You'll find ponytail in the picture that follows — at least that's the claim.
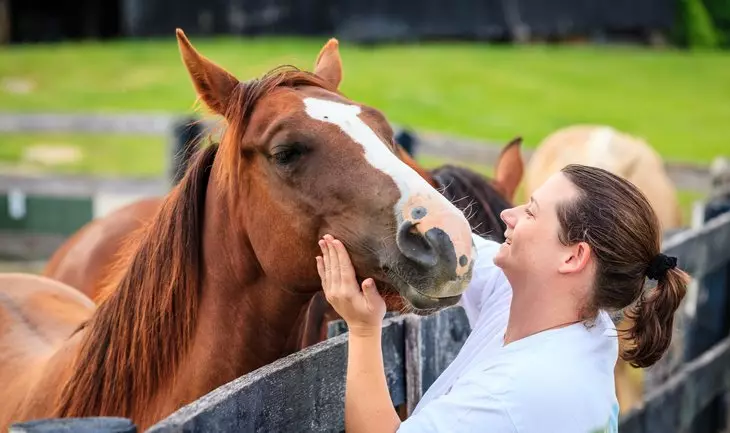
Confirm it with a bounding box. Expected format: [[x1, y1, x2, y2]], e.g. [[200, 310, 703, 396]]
[[621, 267, 689, 368]]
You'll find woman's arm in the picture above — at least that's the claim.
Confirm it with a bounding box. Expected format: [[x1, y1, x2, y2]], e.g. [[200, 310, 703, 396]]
[[316, 235, 399, 433], [346, 331, 401, 433]]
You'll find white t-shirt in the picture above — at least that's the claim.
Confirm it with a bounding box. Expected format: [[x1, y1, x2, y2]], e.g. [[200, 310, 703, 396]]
[[397, 235, 620, 433]]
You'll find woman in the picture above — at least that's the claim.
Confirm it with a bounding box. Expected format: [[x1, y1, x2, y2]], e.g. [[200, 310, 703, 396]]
[[316, 164, 688, 433]]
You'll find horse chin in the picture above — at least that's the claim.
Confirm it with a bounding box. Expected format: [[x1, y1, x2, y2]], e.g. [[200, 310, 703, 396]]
[[370, 272, 462, 316]]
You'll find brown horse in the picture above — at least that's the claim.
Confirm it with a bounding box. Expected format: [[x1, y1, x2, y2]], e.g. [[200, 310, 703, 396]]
[[0, 29, 477, 431], [41, 139, 525, 351], [295, 138, 525, 347], [40, 145, 443, 304], [41, 138, 523, 303]]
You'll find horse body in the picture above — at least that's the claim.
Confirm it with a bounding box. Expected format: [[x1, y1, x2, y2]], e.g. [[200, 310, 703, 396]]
[[1, 30, 477, 431], [524, 124, 682, 230], [0, 274, 91, 428]]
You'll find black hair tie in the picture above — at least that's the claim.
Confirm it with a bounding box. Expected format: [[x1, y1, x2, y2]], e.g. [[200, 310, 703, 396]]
[[646, 253, 678, 281]]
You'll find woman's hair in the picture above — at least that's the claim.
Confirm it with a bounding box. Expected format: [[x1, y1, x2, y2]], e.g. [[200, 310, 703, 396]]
[[557, 164, 689, 369]]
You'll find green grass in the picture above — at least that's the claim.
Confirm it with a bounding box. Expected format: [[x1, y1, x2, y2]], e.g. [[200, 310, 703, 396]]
[[0, 133, 164, 176], [0, 37, 725, 224], [1, 36, 729, 169]]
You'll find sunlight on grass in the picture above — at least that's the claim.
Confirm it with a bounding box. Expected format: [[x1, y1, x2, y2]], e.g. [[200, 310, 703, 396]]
[[1, 37, 728, 168], [0, 133, 165, 177]]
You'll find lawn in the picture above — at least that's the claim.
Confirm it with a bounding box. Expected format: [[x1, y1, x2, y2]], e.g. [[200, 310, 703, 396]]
[[1, 36, 729, 172], [1, 37, 727, 225]]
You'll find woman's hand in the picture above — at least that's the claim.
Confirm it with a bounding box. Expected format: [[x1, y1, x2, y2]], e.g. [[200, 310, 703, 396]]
[[316, 234, 386, 337]]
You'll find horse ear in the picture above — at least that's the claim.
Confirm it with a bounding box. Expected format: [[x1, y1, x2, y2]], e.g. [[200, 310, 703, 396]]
[[176, 28, 239, 116], [313, 38, 343, 88], [494, 136, 524, 201]]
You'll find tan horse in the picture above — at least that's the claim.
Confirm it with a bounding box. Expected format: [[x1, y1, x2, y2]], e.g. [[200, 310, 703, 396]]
[[523, 124, 682, 231], [0, 30, 476, 431], [523, 124, 683, 415]]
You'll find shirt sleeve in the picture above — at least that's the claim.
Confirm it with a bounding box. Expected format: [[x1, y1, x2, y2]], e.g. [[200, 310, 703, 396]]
[[458, 234, 511, 327], [396, 380, 517, 433]]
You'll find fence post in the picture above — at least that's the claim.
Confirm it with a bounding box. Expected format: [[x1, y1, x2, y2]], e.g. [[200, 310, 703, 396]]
[[684, 192, 730, 433], [404, 307, 471, 415], [167, 116, 204, 187], [9, 417, 137, 433]]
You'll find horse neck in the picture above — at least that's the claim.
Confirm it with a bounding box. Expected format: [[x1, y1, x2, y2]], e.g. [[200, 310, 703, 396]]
[[152, 162, 317, 420]]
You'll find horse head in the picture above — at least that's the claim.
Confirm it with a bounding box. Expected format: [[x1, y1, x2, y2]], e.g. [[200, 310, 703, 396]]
[[177, 30, 475, 312]]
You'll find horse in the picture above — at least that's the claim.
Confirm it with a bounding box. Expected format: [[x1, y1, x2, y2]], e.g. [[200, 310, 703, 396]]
[[294, 137, 525, 348], [523, 124, 683, 230], [41, 137, 524, 352], [0, 29, 477, 431], [522, 124, 683, 415]]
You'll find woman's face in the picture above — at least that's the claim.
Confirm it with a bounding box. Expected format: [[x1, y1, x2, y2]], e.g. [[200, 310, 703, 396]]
[[494, 172, 580, 281]]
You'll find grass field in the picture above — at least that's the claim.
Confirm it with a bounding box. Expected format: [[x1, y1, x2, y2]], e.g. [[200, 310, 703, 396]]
[[1, 36, 729, 168], [1, 37, 727, 224]]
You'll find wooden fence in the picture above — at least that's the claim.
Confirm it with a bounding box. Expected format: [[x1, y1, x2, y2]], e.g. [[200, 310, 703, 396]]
[[2, 112, 729, 432], [9, 210, 730, 433]]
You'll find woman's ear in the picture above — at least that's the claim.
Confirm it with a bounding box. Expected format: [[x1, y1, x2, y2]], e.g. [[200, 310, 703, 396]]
[[558, 241, 592, 275]]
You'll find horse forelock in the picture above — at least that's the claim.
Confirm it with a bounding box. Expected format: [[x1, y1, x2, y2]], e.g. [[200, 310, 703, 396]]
[[54, 144, 218, 420], [431, 165, 510, 242]]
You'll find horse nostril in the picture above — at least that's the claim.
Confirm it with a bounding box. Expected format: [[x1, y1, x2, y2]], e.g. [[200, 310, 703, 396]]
[[396, 221, 438, 269], [411, 206, 427, 220]]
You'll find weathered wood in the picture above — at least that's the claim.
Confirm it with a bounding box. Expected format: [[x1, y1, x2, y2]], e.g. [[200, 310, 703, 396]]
[[0, 174, 166, 197], [147, 316, 407, 433], [404, 306, 471, 415], [662, 211, 730, 278], [0, 231, 67, 261], [681, 200, 730, 433], [620, 334, 730, 433], [326, 312, 399, 339], [644, 212, 730, 392], [0, 0, 9, 45], [9, 417, 137, 433], [0, 113, 175, 135]]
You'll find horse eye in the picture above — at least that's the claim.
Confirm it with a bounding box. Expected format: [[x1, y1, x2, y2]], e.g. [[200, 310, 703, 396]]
[[272, 146, 304, 166]]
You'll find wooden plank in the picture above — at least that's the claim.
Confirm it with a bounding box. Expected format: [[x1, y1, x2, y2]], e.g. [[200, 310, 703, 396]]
[[0, 0, 9, 45], [0, 174, 166, 197], [0, 231, 67, 261], [404, 306, 471, 415], [326, 312, 399, 339], [619, 334, 730, 433], [0, 113, 175, 135], [0, 194, 93, 235], [662, 211, 730, 278], [9, 417, 137, 433], [147, 316, 407, 433]]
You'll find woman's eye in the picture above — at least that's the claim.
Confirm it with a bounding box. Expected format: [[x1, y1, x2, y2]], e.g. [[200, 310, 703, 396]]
[[524, 208, 534, 217]]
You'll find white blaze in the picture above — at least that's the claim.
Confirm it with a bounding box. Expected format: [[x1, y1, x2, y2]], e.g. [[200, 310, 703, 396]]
[[302, 97, 454, 216]]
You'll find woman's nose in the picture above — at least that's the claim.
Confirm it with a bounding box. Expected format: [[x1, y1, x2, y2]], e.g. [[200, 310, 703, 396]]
[[500, 207, 516, 228]]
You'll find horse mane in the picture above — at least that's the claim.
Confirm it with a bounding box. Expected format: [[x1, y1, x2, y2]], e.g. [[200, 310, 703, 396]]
[[431, 165, 511, 242], [54, 143, 217, 418], [53, 65, 338, 419]]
